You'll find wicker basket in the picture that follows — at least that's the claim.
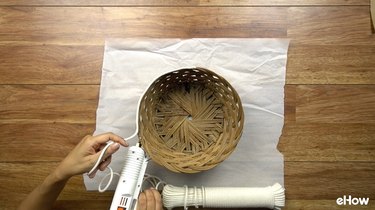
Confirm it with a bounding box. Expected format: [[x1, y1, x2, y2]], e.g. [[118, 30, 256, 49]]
[[138, 67, 244, 173]]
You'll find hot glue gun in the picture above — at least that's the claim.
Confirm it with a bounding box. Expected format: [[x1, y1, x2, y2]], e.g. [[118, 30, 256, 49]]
[[110, 144, 149, 210]]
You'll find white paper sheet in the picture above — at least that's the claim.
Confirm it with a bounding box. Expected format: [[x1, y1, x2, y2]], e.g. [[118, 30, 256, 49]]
[[84, 38, 290, 190]]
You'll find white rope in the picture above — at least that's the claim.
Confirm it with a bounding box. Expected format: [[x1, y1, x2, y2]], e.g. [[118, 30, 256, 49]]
[[193, 186, 199, 208], [183, 185, 188, 210], [162, 183, 285, 210], [98, 167, 120, 192], [201, 186, 206, 208], [143, 174, 167, 191], [87, 142, 114, 176]]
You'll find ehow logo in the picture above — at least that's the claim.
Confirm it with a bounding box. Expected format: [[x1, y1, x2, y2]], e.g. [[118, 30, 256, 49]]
[[336, 195, 369, 206]]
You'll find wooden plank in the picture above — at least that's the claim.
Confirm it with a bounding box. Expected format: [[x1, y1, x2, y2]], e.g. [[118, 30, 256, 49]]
[[2, 85, 374, 161], [0, 83, 295, 125], [3, 44, 375, 85], [3, 199, 375, 210], [0, 45, 103, 85], [3, 200, 375, 210], [1, 162, 373, 206], [0, 162, 113, 203], [0, 1, 373, 210], [0, 85, 99, 123], [287, 6, 374, 45], [287, 44, 375, 85], [2, 6, 372, 46], [3, 43, 375, 85], [285, 200, 375, 210], [0, 123, 95, 161], [296, 85, 375, 123], [279, 123, 375, 161], [54, 200, 111, 210], [2, 201, 111, 210], [2, 121, 373, 163], [285, 162, 375, 199], [0, 0, 369, 6], [284, 85, 296, 122], [0, 7, 287, 45], [3, 84, 373, 124]]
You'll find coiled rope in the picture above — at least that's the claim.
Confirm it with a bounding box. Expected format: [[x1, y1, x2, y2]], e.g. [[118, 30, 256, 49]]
[[162, 183, 285, 210]]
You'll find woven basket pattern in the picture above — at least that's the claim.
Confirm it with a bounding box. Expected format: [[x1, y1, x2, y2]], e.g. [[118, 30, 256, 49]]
[[138, 67, 244, 173]]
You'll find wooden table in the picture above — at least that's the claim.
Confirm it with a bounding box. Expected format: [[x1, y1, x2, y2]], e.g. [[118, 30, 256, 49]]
[[0, 1, 374, 209]]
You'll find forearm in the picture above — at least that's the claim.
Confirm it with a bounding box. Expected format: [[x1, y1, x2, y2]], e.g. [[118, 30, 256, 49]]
[[17, 169, 68, 210]]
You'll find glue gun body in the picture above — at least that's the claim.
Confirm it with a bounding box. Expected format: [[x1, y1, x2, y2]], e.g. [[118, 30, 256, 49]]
[[110, 145, 148, 210]]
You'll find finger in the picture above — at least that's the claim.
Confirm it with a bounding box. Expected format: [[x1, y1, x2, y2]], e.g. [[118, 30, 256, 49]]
[[90, 142, 119, 171], [137, 192, 147, 210], [145, 189, 156, 210], [151, 189, 162, 210], [99, 155, 112, 171], [88, 168, 98, 178], [95, 132, 128, 146], [95, 143, 106, 152], [102, 142, 120, 160]]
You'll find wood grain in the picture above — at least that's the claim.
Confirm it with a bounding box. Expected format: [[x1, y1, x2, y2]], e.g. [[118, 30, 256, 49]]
[[287, 44, 375, 84], [0, 85, 99, 123], [3, 85, 373, 123], [0, 162, 113, 201], [0, 0, 369, 6], [279, 123, 375, 161], [0, 45, 103, 84], [2, 44, 375, 85], [287, 6, 374, 45], [1, 6, 372, 45], [1, 2, 374, 210], [3, 200, 375, 210], [0, 7, 373, 86], [1, 85, 374, 160], [1, 162, 374, 208], [296, 85, 375, 123], [1, 121, 373, 163], [284, 200, 375, 210], [0, 123, 94, 161], [284, 85, 296, 122], [285, 162, 375, 199], [0, 7, 287, 45]]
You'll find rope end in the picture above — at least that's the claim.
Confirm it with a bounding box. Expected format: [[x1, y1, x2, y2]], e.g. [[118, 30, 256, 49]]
[[271, 183, 285, 210]]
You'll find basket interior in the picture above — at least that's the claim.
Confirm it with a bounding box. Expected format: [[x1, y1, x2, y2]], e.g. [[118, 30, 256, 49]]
[[139, 68, 244, 173], [154, 83, 224, 153]]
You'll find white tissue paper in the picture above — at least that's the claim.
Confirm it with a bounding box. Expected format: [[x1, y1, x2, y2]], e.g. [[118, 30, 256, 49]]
[[84, 38, 290, 190]]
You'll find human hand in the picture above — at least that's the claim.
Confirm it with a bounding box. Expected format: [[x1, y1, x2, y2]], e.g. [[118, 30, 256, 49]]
[[137, 189, 163, 210], [54, 132, 128, 181]]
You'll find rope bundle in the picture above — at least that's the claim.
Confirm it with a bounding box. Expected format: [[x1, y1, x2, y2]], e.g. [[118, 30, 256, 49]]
[[162, 183, 285, 210], [138, 67, 244, 173]]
